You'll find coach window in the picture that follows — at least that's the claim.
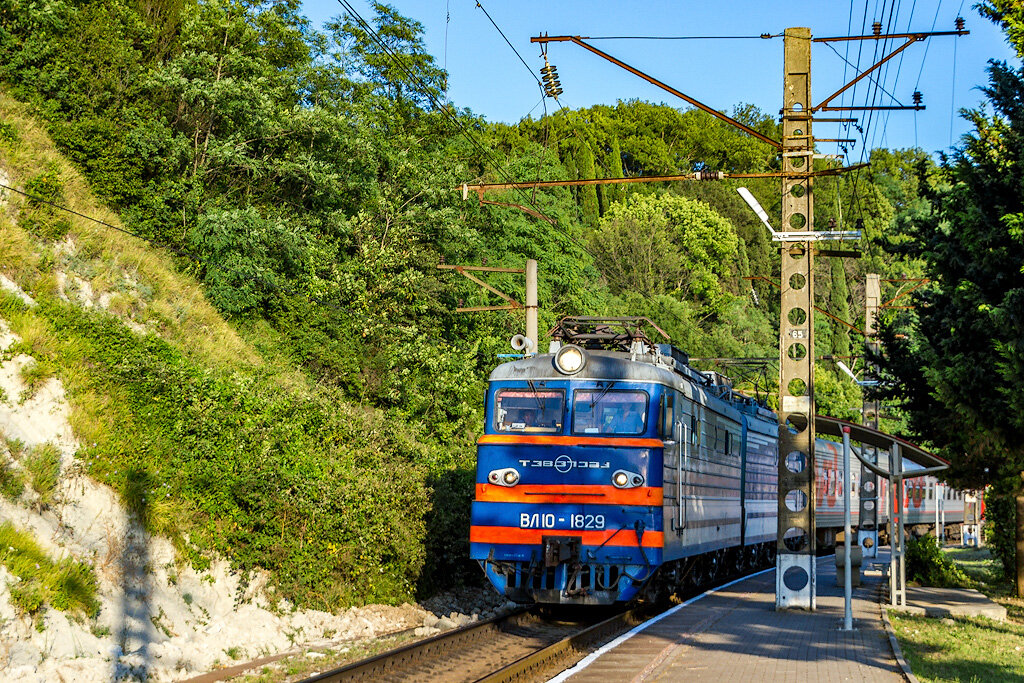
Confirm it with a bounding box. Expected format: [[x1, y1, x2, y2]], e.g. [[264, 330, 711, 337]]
[[573, 390, 649, 435], [494, 389, 564, 433]]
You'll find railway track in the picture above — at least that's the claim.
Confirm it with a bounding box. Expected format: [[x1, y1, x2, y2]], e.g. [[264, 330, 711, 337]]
[[298, 607, 643, 683], [291, 547, 818, 683]]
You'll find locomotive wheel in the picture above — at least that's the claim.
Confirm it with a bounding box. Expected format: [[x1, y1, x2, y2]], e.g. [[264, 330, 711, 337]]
[[707, 551, 722, 580], [743, 544, 760, 571], [690, 559, 709, 587], [727, 548, 744, 576]]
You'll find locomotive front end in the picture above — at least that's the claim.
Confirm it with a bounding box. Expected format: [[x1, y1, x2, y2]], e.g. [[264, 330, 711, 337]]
[[470, 347, 665, 605]]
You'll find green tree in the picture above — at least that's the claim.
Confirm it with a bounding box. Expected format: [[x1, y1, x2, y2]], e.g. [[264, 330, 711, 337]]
[[874, 55, 1024, 592], [979, 0, 1024, 56], [589, 193, 738, 315]]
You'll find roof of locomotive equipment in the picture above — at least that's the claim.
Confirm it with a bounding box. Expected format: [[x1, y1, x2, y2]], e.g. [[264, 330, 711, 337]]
[[489, 349, 679, 385], [488, 349, 776, 427]]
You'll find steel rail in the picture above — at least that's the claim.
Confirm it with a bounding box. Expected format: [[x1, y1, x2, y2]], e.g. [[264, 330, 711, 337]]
[[294, 606, 642, 683], [301, 610, 525, 682], [476, 609, 643, 683]]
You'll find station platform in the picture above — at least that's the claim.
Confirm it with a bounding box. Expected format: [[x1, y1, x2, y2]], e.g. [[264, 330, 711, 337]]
[[550, 553, 904, 682]]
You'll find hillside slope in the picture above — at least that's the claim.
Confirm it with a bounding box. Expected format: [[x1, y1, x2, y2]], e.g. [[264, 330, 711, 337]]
[[0, 94, 467, 679]]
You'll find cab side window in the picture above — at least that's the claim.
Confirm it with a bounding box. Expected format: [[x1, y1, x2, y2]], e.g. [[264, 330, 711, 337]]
[[660, 391, 675, 439]]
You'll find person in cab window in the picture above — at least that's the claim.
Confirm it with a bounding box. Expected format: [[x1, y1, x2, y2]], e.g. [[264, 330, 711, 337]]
[[622, 406, 644, 434]]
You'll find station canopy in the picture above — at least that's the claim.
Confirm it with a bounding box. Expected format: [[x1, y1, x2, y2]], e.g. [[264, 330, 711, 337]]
[[814, 414, 949, 474]]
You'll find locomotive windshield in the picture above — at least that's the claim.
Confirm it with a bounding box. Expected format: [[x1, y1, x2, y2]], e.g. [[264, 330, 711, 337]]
[[572, 390, 648, 435], [494, 389, 564, 433]]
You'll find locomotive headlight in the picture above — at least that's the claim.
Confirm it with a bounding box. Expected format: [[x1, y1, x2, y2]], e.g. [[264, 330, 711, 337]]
[[554, 344, 586, 374], [488, 468, 520, 487], [612, 469, 644, 489]]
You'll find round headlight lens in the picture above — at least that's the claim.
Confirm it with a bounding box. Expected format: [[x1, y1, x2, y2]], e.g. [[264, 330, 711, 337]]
[[555, 345, 586, 374], [503, 470, 519, 485], [613, 472, 629, 488]]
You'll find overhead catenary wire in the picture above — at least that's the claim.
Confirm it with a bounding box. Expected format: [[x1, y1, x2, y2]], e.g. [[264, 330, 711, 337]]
[[823, 41, 907, 107], [474, 1, 544, 93], [471, 0, 561, 194], [878, 0, 916, 150], [868, 0, 900, 152]]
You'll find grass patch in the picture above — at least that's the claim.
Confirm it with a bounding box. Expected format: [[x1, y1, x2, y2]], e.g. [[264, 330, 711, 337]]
[[0, 455, 25, 500], [892, 546, 1024, 682], [0, 521, 99, 619], [889, 611, 1024, 682], [0, 91, 258, 372], [18, 357, 52, 401], [23, 441, 61, 508], [946, 547, 1024, 624]]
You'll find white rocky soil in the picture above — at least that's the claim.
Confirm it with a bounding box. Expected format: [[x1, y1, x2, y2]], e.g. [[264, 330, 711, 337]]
[[0, 276, 511, 682]]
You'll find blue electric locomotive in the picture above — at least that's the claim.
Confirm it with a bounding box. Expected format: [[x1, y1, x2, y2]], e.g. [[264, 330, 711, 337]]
[[470, 318, 779, 605], [469, 317, 968, 606]]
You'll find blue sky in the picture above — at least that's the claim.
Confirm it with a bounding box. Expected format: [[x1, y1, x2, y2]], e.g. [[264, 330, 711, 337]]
[[302, 1, 1017, 161]]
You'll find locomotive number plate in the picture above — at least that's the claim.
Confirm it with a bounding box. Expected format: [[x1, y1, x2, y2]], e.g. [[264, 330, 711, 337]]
[[518, 513, 606, 529]]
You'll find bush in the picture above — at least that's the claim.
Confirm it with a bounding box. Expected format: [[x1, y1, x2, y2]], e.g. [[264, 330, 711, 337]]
[[21, 300, 438, 607], [416, 467, 480, 596], [905, 534, 972, 588]]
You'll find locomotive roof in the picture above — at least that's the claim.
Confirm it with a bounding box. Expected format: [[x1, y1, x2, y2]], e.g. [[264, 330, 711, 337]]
[[489, 350, 776, 428]]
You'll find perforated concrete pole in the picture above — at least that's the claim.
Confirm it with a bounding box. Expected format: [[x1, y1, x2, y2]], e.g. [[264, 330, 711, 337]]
[[776, 26, 816, 610], [859, 274, 881, 559]]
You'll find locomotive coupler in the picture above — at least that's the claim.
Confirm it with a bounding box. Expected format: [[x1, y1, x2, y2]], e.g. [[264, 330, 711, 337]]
[[542, 535, 581, 567]]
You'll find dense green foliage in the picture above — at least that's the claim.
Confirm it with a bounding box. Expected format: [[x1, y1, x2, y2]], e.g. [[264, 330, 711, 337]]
[[873, 60, 1024, 487], [985, 487, 1016, 577], [0, 0, 943, 607]]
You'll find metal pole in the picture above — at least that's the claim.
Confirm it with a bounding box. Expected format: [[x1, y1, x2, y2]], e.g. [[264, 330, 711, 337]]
[[525, 259, 538, 356], [842, 426, 853, 630], [895, 443, 906, 607], [889, 451, 897, 608]]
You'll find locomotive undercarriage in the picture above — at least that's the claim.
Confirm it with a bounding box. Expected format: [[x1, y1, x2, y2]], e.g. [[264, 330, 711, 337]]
[[483, 541, 778, 606], [636, 542, 777, 604]]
